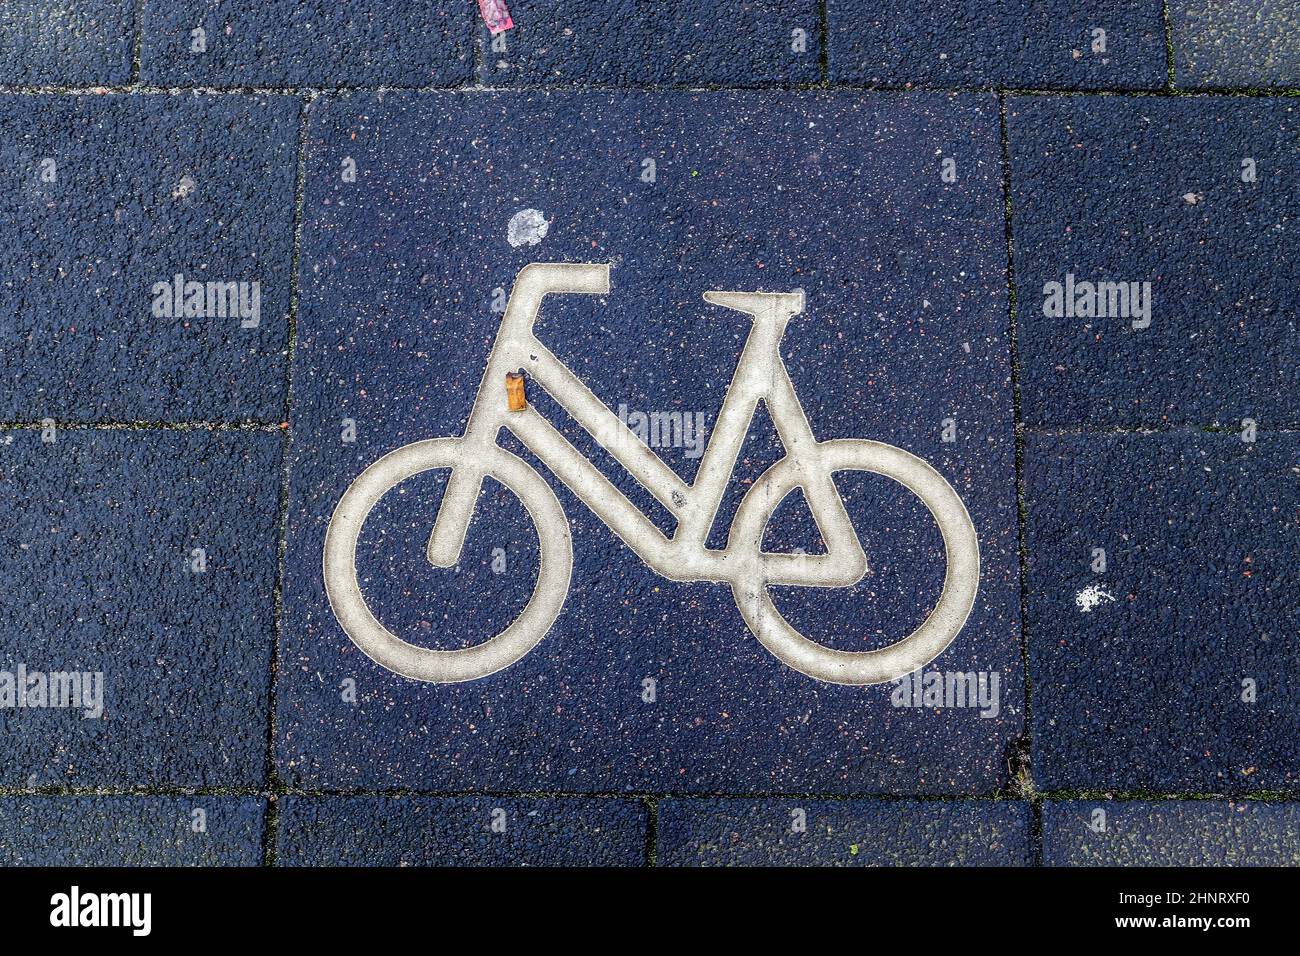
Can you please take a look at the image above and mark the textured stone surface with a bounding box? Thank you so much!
[1045,800,1300,866]
[0,94,298,422]
[478,0,820,86]
[279,91,1022,794]
[4,2,1297,870]
[659,798,1032,865]
[1173,1,1300,89]
[140,1,472,87]
[0,430,282,788]
[1008,96,1300,428]
[0,2,134,86]
[0,797,265,865]
[276,796,647,865]
[1025,433,1299,793]
[828,1,1166,89]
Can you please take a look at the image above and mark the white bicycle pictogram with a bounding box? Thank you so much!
[324,263,980,685]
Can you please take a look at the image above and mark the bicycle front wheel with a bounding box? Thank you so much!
[729,439,979,685]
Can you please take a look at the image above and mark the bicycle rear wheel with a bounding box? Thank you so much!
[323,438,572,682]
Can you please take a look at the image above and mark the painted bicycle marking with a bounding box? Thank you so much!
[323,263,980,685]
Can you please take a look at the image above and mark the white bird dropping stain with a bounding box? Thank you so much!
[1075,584,1116,613]
[507,209,549,248]
[172,174,196,200]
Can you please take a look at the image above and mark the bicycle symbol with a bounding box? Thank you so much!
[323,263,980,685]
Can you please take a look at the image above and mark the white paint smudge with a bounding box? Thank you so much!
[507,208,549,248]
[172,174,196,200]
[1075,583,1116,613]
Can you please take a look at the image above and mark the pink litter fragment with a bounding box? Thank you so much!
[478,0,514,33]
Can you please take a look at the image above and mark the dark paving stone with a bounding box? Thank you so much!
[1026,432,1300,793]
[827,1,1166,89]
[1044,800,1300,866]
[0,430,282,788]
[1173,1,1300,89]
[140,1,472,87]
[0,94,298,422]
[0,796,265,865]
[1008,95,1300,429]
[0,2,134,86]
[276,795,646,865]
[280,91,1022,795]
[659,798,1031,865]
[478,1,820,86]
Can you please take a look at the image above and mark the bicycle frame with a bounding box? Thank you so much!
[426,262,867,589]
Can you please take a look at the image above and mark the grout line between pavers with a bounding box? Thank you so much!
[817,0,830,85]
[1030,797,1044,865]
[0,420,282,431]
[997,93,1035,806]
[1162,0,1178,89]
[644,797,659,866]
[1034,789,1300,802]
[129,0,146,85]
[0,786,1293,801]
[0,84,1297,97]
[260,94,314,867]
[1022,424,1300,435]
[470,7,483,84]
